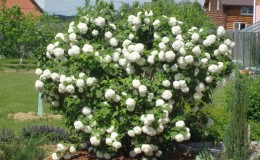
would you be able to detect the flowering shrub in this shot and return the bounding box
[35,1,234,159]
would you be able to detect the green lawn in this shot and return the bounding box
[0,72,62,134]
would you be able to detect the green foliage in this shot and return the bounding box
[247,76,260,121]
[196,148,215,160]
[0,5,63,58]
[249,120,260,141]
[224,72,249,160]
[0,137,46,160]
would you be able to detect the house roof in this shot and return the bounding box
[221,0,253,6]
[1,0,43,15]
[204,0,253,8]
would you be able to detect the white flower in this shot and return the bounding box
[218,44,228,53]
[57,143,64,151]
[53,48,64,58]
[201,58,208,64]
[112,141,122,149]
[138,85,147,94]
[192,46,201,55]
[145,114,155,124]
[165,51,176,62]
[161,90,172,100]
[160,37,169,44]
[144,18,151,25]
[134,43,144,53]
[110,37,118,47]
[66,85,75,94]
[132,17,141,26]
[111,132,118,140]
[206,76,213,83]
[69,33,77,41]
[126,98,136,111]
[195,82,205,92]
[35,68,42,76]
[51,152,60,160]
[207,34,216,44]
[172,40,184,51]
[175,120,185,128]
[184,55,194,64]
[77,22,88,34]
[94,16,106,27]
[69,146,76,153]
[181,86,189,93]
[162,80,171,87]
[156,99,165,107]
[206,118,214,128]
[86,77,96,86]
[169,17,177,26]
[208,64,219,73]
[127,130,135,137]
[103,55,112,63]
[75,79,84,88]
[134,147,142,154]
[217,26,225,36]
[175,134,185,142]
[82,106,91,116]
[35,80,44,90]
[132,79,141,89]
[142,126,156,136]
[128,52,140,62]
[148,55,155,64]
[133,126,142,135]
[90,136,100,146]
[154,32,161,39]
[153,19,160,27]
[104,153,111,160]
[105,89,116,100]
[156,124,164,133]
[82,44,94,53]
[104,31,113,39]
[74,120,84,130]
[119,58,127,67]
[47,44,55,53]
[171,26,181,35]
[55,33,66,42]
[129,34,135,40]
[158,51,165,61]
[203,39,211,47]
[184,132,191,140]
[214,49,220,56]
[106,137,113,146]
[194,92,203,100]
[191,33,200,42]
[68,45,81,56]
[112,52,120,62]
[90,30,98,36]
[141,144,153,154]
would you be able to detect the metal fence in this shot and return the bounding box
[227,21,260,72]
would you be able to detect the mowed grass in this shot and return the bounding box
[0,72,62,134]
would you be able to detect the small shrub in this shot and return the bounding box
[0,137,46,160]
[0,129,15,142]
[249,120,260,141]
[21,125,70,143]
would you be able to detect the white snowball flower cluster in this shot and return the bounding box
[126,98,136,111]
[77,22,88,34]
[90,136,101,146]
[94,16,106,27]
[203,34,216,47]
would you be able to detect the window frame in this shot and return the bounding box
[233,22,247,30]
[241,6,254,16]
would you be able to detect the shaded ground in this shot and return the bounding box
[8,112,62,121]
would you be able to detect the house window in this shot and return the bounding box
[241,7,253,15]
[209,0,211,11]
[233,22,246,30]
[217,0,220,10]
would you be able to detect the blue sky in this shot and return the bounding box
[35,0,204,16]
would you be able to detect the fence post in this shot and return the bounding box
[38,92,43,116]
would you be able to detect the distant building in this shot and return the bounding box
[0,0,43,16]
[255,0,260,22]
[204,0,254,30]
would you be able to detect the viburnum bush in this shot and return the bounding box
[35,1,235,159]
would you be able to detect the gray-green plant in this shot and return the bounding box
[224,72,249,160]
